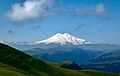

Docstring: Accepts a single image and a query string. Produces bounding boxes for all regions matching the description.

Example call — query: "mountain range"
[24,46,120,73]
[25,47,100,64]
[83,50,120,73]
[1,33,120,51]
[1,33,90,45]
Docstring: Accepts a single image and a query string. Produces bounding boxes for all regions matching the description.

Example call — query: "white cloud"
[72,3,108,20]
[7,1,108,22]
[7,0,53,22]
[95,3,107,16]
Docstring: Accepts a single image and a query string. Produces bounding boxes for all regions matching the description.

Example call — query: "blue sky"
[0,0,120,44]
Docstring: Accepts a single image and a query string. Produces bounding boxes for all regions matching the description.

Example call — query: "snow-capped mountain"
[2,34,120,51]
[0,40,5,44]
[34,33,91,45]
[1,33,90,46]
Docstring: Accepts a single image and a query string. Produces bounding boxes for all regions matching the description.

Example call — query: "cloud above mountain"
[75,24,86,31]
[8,30,13,34]
[34,25,41,30]
[6,0,108,22]
[95,3,108,18]
[6,0,54,22]
[72,3,108,20]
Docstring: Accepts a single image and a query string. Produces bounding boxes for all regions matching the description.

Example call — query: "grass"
[78,70,119,76]
[0,62,28,76]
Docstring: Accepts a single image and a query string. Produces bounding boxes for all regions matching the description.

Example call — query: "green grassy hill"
[0,43,119,76]
[48,61,83,70]
[0,62,28,76]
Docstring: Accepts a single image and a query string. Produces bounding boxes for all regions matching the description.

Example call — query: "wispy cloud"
[6,0,54,22]
[34,25,41,29]
[75,24,86,30]
[95,3,108,19]
[96,3,106,15]
[71,3,109,20]
[8,30,13,34]
[98,26,106,32]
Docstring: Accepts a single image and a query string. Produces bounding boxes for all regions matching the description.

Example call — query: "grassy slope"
[0,43,119,76]
[78,70,118,76]
[0,62,27,76]
[47,61,74,66]
[48,62,119,76]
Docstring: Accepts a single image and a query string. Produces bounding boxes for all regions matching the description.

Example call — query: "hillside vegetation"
[0,43,119,76]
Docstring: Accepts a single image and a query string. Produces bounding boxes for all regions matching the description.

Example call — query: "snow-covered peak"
[62,33,72,38]
[55,33,62,36]
[0,40,5,44]
[35,33,91,45]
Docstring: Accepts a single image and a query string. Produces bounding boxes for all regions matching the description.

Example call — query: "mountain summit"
[35,33,91,45]
[0,40,5,44]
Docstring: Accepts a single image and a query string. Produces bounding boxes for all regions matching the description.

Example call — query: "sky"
[0,0,120,44]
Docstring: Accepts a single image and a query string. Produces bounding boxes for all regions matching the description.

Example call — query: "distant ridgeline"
[82,50,120,73]
[3,33,120,50]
